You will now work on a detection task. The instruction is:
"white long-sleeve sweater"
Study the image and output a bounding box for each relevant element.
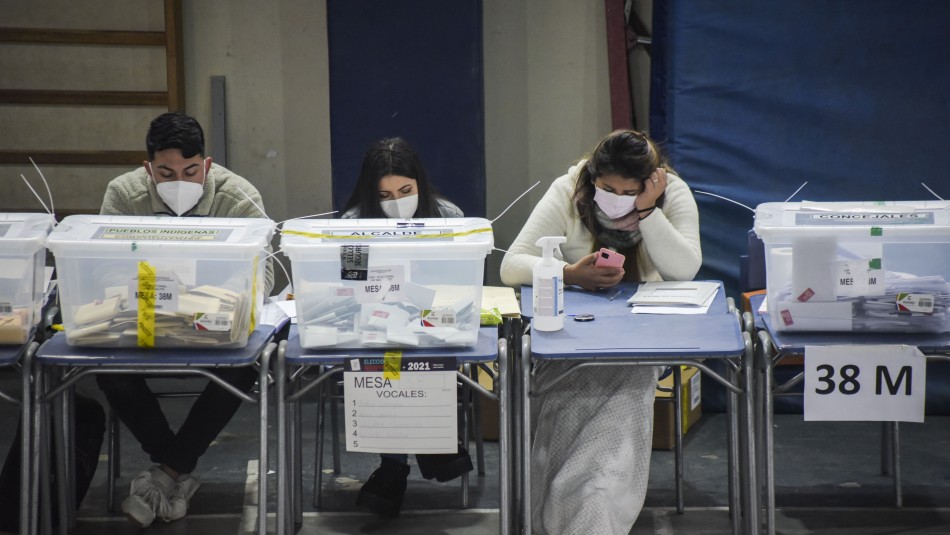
[500,162,701,286]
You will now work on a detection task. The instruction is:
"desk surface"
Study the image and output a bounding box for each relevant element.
[525,282,742,359]
[751,294,950,354]
[35,326,275,366]
[520,281,729,317]
[528,313,744,359]
[283,325,499,364]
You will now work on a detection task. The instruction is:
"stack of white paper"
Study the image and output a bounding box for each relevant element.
[626,281,720,315]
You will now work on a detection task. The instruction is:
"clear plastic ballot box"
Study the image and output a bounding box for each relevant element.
[0,213,55,345]
[280,218,494,349]
[47,215,274,348]
[753,201,950,333]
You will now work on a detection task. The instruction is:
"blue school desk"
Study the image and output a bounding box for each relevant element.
[751,293,950,535]
[520,282,756,535]
[32,325,279,535]
[274,325,512,535]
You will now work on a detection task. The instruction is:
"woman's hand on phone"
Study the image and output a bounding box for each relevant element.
[564,252,624,291]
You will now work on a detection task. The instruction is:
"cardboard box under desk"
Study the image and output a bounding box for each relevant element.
[653,366,702,450]
[475,286,520,441]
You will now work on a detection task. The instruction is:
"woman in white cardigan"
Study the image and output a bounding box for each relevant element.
[500,130,701,534]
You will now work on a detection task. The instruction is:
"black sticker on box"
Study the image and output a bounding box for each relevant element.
[340,244,369,281]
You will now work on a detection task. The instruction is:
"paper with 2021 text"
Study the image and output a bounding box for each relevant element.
[344,355,458,453]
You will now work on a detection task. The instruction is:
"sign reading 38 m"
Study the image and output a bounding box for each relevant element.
[804,345,926,423]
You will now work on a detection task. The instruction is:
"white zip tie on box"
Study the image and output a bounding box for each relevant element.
[692,189,755,213]
[922,183,945,201]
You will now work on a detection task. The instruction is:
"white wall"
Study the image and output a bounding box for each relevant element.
[1,0,613,285]
[483,0,612,284]
[182,0,332,224]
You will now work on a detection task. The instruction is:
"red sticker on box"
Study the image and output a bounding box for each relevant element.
[371,310,390,319]
[797,288,815,302]
[780,309,794,326]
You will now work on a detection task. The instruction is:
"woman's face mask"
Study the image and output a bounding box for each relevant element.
[380,193,419,218]
[593,187,637,219]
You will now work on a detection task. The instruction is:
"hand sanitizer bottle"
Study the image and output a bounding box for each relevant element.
[533,236,567,331]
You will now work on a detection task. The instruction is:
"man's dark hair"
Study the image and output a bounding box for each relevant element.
[145,112,205,160]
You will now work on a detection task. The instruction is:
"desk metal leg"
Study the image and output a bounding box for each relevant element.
[330,388,341,474]
[758,331,776,535]
[880,422,893,476]
[893,422,902,508]
[20,343,36,535]
[741,332,759,535]
[521,335,532,535]
[471,365,486,476]
[726,359,740,535]
[461,363,471,508]
[497,337,511,535]
[508,320,524,532]
[258,343,273,535]
[673,366,684,514]
[312,371,325,509]
[275,341,288,535]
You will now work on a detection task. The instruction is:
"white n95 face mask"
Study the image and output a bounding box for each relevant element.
[380,194,419,218]
[593,187,637,219]
[151,163,206,216]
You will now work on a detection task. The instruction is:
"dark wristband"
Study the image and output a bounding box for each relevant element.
[638,205,656,220]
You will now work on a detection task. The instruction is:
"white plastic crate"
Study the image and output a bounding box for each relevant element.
[47,215,274,348]
[753,201,950,332]
[280,218,494,349]
[0,213,55,345]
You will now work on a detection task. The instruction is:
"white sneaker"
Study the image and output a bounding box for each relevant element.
[120,466,176,527]
[163,473,202,522]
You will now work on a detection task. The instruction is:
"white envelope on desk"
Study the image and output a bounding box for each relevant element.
[774,301,853,331]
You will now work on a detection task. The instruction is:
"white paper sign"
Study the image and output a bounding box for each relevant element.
[835,259,885,298]
[344,355,457,454]
[356,265,407,304]
[130,272,180,312]
[804,345,926,422]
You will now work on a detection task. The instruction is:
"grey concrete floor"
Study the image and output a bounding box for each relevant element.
[5,371,950,533]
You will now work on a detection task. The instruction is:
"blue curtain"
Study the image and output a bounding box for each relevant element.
[327,0,486,217]
[650,1,950,298]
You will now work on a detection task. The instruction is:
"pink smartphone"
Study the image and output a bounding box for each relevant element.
[594,248,625,268]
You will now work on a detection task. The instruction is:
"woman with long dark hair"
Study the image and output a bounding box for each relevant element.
[342,137,471,517]
[500,129,701,534]
[341,137,462,219]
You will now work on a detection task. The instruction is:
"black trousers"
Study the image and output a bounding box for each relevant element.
[96,366,257,475]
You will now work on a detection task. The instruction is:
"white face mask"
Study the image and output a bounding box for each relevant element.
[380,194,419,218]
[151,163,206,216]
[593,187,637,219]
